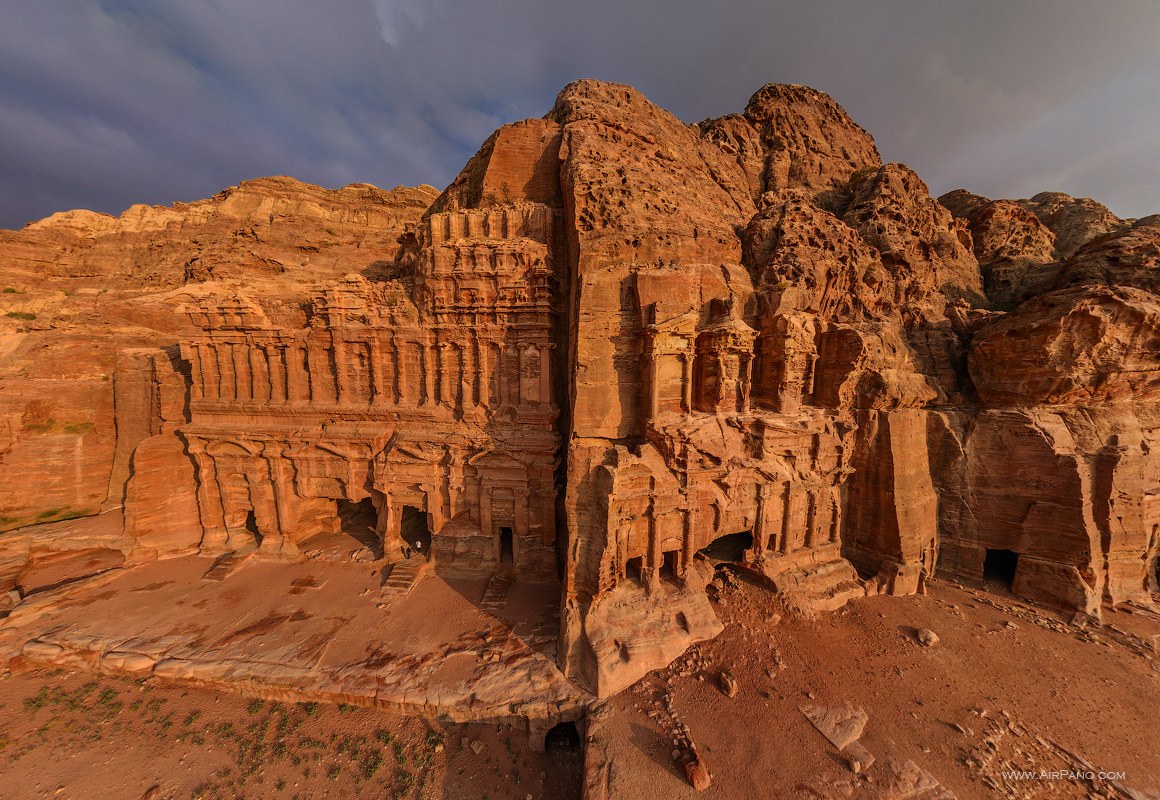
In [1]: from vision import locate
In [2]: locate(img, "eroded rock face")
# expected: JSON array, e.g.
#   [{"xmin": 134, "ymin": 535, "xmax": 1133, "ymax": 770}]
[
  {"xmin": 970, "ymin": 286, "xmax": 1160, "ymax": 406},
  {"xmin": 1018, "ymin": 191, "xmax": 1127, "ymax": 260},
  {"xmin": 3, "ymin": 79, "xmax": 1158, "ymax": 703},
  {"xmin": 939, "ymin": 190, "xmax": 1059, "ymax": 309}
]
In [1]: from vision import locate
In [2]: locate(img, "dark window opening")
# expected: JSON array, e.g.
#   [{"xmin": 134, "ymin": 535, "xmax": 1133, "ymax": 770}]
[
  {"xmin": 337, "ymin": 498, "xmax": 380, "ymax": 555},
  {"xmin": 625, "ymin": 556, "xmax": 644, "ymax": 584},
  {"xmin": 660, "ymin": 550, "xmax": 679, "ymax": 582},
  {"xmin": 545, "ymin": 721, "xmax": 581, "ymax": 752},
  {"xmin": 245, "ymin": 510, "xmax": 262, "ymax": 545},
  {"xmin": 698, "ymin": 531, "xmax": 753, "ymax": 563},
  {"xmin": 983, "ymin": 548, "xmax": 1019, "ymax": 588},
  {"xmin": 499, "ymin": 526, "xmax": 514, "ymax": 565},
  {"xmin": 400, "ymin": 506, "xmax": 431, "ymax": 557}
]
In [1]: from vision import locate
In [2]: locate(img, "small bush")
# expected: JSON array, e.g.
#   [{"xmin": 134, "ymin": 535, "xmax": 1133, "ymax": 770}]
[{"xmin": 5, "ymin": 311, "xmax": 35, "ymax": 321}]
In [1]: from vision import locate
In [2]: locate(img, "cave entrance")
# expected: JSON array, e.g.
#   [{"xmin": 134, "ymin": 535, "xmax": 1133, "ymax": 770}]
[
  {"xmin": 244, "ymin": 510, "xmax": 262, "ymax": 546},
  {"xmin": 337, "ymin": 498, "xmax": 380, "ymax": 555},
  {"xmin": 400, "ymin": 505, "xmax": 431, "ymax": 558},
  {"xmin": 698, "ymin": 531, "xmax": 753, "ymax": 564},
  {"xmin": 499, "ymin": 526, "xmax": 514, "ymax": 566},
  {"xmin": 660, "ymin": 550, "xmax": 679, "ymax": 582},
  {"xmin": 983, "ymin": 548, "xmax": 1019, "ymax": 589},
  {"xmin": 626, "ymin": 556, "xmax": 645, "ymax": 584},
  {"xmin": 545, "ymin": 721, "xmax": 581, "ymax": 752}
]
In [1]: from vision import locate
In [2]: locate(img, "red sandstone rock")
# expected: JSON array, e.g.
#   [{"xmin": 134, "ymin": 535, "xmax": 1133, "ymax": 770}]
[
  {"xmin": 939, "ymin": 190, "xmax": 1060, "ymax": 308},
  {"xmin": 1018, "ymin": 190, "xmax": 1128, "ymax": 260},
  {"xmin": 1, "ymin": 79, "xmax": 1158, "ymax": 721}
]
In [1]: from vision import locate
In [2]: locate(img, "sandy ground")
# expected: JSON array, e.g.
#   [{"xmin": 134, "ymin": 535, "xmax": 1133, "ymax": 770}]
[
  {"xmin": 0, "ymin": 667, "xmax": 582, "ymax": 800},
  {"xmin": 593, "ymin": 571, "xmax": 1160, "ymax": 800}
]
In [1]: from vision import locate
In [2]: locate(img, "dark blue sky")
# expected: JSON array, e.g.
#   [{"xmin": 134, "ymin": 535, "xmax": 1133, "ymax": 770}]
[{"xmin": 2, "ymin": 0, "xmax": 1158, "ymax": 228}]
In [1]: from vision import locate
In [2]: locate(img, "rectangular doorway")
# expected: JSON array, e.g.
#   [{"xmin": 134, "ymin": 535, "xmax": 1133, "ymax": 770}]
[{"xmin": 499, "ymin": 526, "xmax": 514, "ymax": 565}]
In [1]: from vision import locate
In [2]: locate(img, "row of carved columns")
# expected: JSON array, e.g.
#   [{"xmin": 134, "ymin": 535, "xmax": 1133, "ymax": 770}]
[{"xmin": 184, "ymin": 333, "xmax": 555, "ymax": 410}]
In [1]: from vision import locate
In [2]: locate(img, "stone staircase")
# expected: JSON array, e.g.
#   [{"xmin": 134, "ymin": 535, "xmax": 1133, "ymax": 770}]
[
  {"xmin": 379, "ymin": 558, "xmax": 431, "ymax": 601},
  {"xmin": 201, "ymin": 552, "xmax": 254, "ymax": 582},
  {"xmin": 479, "ymin": 572, "xmax": 513, "ymax": 616}
]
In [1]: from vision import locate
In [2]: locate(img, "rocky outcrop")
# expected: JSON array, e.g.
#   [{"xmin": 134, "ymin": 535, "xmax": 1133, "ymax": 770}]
[
  {"xmin": 0, "ymin": 176, "xmax": 437, "ymax": 286},
  {"xmin": 1017, "ymin": 191, "xmax": 1127, "ymax": 260},
  {"xmin": 1055, "ymin": 218, "xmax": 1160, "ymax": 294},
  {"xmin": 938, "ymin": 189, "xmax": 1059, "ymax": 309},
  {"xmin": 970, "ymin": 286, "xmax": 1160, "ymax": 406}
]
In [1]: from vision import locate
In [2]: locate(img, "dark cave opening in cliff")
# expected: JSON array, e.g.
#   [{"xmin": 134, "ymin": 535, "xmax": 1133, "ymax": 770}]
[
  {"xmin": 545, "ymin": 721, "xmax": 581, "ymax": 752},
  {"xmin": 336, "ymin": 498, "xmax": 380, "ymax": 555},
  {"xmin": 400, "ymin": 505, "xmax": 431, "ymax": 557},
  {"xmin": 983, "ymin": 548, "xmax": 1019, "ymax": 589},
  {"xmin": 244, "ymin": 510, "xmax": 262, "ymax": 546},
  {"xmin": 698, "ymin": 531, "xmax": 754, "ymax": 564},
  {"xmin": 626, "ymin": 556, "xmax": 645, "ymax": 584}
]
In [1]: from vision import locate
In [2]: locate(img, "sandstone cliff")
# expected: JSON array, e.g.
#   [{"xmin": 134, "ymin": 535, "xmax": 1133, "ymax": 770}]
[
  {"xmin": 1, "ymin": 79, "xmax": 1156, "ymax": 706},
  {"xmin": 0, "ymin": 178, "xmax": 436, "ymax": 533}
]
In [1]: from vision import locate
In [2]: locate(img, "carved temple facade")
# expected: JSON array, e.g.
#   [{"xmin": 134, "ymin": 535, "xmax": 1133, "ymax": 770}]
[{"xmin": 178, "ymin": 204, "xmax": 561, "ymax": 579}]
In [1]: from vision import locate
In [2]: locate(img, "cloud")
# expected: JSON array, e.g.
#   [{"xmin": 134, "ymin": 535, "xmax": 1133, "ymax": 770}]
[
  {"xmin": 0, "ymin": 0, "xmax": 1157, "ymax": 229},
  {"xmin": 373, "ymin": 0, "xmax": 437, "ymax": 47}
]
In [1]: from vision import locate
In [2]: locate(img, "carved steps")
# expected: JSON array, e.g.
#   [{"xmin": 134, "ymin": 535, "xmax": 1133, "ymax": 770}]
[
  {"xmin": 762, "ymin": 557, "xmax": 868, "ymax": 616},
  {"xmin": 201, "ymin": 552, "xmax": 255, "ymax": 582},
  {"xmin": 379, "ymin": 558, "xmax": 431, "ymax": 601},
  {"xmin": 479, "ymin": 572, "xmax": 513, "ymax": 616}
]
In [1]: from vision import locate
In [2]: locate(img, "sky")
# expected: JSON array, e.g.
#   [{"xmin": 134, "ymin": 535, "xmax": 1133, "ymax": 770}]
[{"xmin": 1, "ymin": 0, "xmax": 1158, "ymax": 228}]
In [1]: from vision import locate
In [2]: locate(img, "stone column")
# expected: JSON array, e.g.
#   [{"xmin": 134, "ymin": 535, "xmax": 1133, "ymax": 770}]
[
  {"xmin": 474, "ymin": 338, "xmax": 487, "ymax": 408},
  {"xmin": 541, "ymin": 488, "xmax": 556, "ymax": 543},
  {"xmin": 461, "ymin": 339, "xmax": 475, "ymax": 408},
  {"xmin": 186, "ymin": 345, "xmax": 204, "ymax": 401},
  {"xmin": 539, "ymin": 344, "xmax": 552, "ymax": 406},
  {"xmin": 753, "ymin": 482, "xmax": 769, "ymax": 557},
  {"xmin": 681, "ymin": 504, "xmax": 697, "ymax": 584},
  {"xmin": 740, "ymin": 354, "xmax": 753, "ymax": 413},
  {"xmin": 680, "ymin": 352, "xmax": 693, "ymax": 413},
  {"xmin": 266, "ymin": 446, "xmax": 298, "ymax": 554},
  {"xmin": 646, "ymin": 493, "xmax": 661, "ymax": 592},
  {"xmin": 496, "ymin": 345, "xmax": 508, "ymax": 407},
  {"xmin": 767, "ymin": 482, "xmax": 787, "ymax": 553},
  {"xmin": 286, "ymin": 344, "xmax": 308, "ymax": 403},
  {"xmin": 333, "ymin": 334, "xmax": 350, "ymax": 406},
  {"xmin": 265, "ymin": 344, "xmax": 286, "ymax": 403},
  {"xmin": 646, "ymin": 352, "xmax": 660, "ymax": 420},
  {"xmin": 215, "ymin": 344, "xmax": 234, "ymax": 402},
  {"xmin": 480, "ymin": 484, "xmax": 493, "ymax": 551},
  {"xmin": 438, "ymin": 342, "xmax": 453, "ymax": 408},
  {"xmin": 233, "ymin": 341, "xmax": 252, "ymax": 402},
  {"xmin": 828, "ymin": 486, "xmax": 841, "ymax": 543},
  {"xmin": 514, "ymin": 487, "xmax": 530, "ymax": 566},
  {"xmin": 190, "ymin": 447, "xmax": 229, "ymax": 553},
  {"xmin": 784, "ymin": 483, "xmax": 805, "ymax": 553},
  {"xmin": 394, "ymin": 339, "xmax": 408, "ymax": 405},
  {"xmin": 803, "ymin": 489, "xmax": 817, "ymax": 549},
  {"xmin": 249, "ymin": 344, "xmax": 269, "ymax": 404},
  {"xmin": 370, "ymin": 335, "xmax": 386, "ymax": 405},
  {"xmin": 422, "ymin": 341, "xmax": 436, "ymax": 406}
]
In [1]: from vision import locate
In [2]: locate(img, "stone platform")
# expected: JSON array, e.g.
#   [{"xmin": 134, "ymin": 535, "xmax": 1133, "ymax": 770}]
[{"xmin": 0, "ymin": 555, "xmax": 585, "ymax": 738}]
